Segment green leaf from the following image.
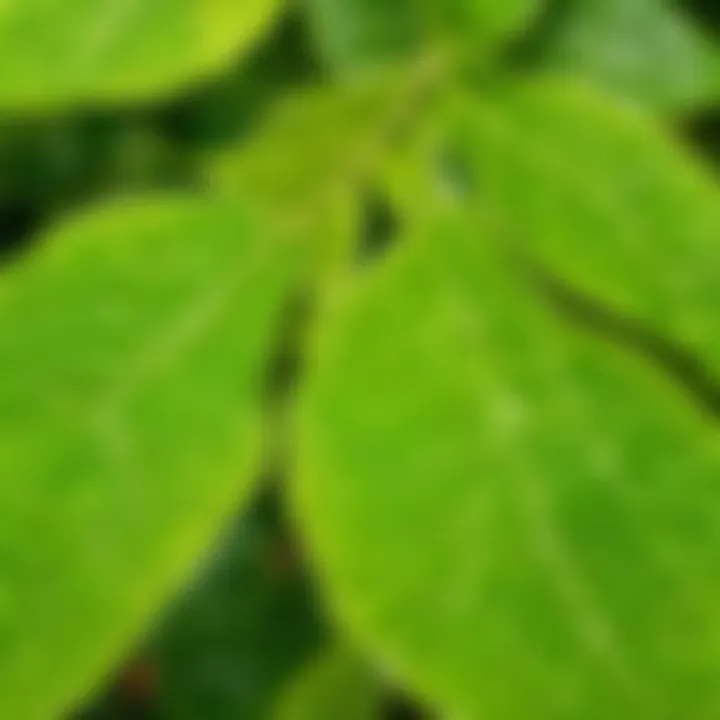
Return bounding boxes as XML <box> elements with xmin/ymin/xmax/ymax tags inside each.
<box><xmin>211</xmin><ymin>78</ymin><xmax>409</xmax><ymax>213</ymax></box>
<box><xmin>531</xmin><ymin>0</ymin><xmax>720</xmax><ymax>111</ymax></box>
<box><xmin>446</xmin><ymin>79</ymin><xmax>720</xmax><ymax>371</ymax></box>
<box><xmin>0</xmin><ymin>0</ymin><xmax>282</xmax><ymax>110</ymax></box>
<box><xmin>0</xmin><ymin>197</ymin><xmax>296</xmax><ymax>719</ymax></box>
<box><xmin>303</xmin><ymin>0</ymin><xmax>428</xmax><ymax>77</ymax></box>
<box><xmin>293</xmin><ymin>206</ymin><xmax>720</xmax><ymax>718</ymax></box>
<box><xmin>303</xmin><ymin>0</ymin><xmax>539</xmax><ymax>77</ymax></box>
<box><xmin>274</xmin><ymin>648</ymin><xmax>381</xmax><ymax>720</ymax></box>
<box><xmin>210</xmin><ymin>71</ymin><xmax>436</xmax><ymax>273</ymax></box>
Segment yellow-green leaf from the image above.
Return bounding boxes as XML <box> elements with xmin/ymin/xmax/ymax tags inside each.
<box><xmin>0</xmin><ymin>196</ymin><xmax>295</xmax><ymax>719</ymax></box>
<box><xmin>0</xmin><ymin>0</ymin><xmax>282</xmax><ymax>110</ymax></box>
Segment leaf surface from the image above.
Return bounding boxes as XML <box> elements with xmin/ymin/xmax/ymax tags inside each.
<box><xmin>531</xmin><ymin>0</ymin><xmax>720</xmax><ymax>111</ymax></box>
<box><xmin>0</xmin><ymin>196</ymin><xmax>295</xmax><ymax>719</ymax></box>
<box><xmin>211</xmin><ymin>72</ymin><xmax>436</xmax><ymax>273</ymax></box>
<box><xmin>447</xmin><ymin>79</ymin><xmax>720</xmax><ymax>373</ymax></box>
<box><xmin>303</xmin><ymin>0</ymin><xmax>539</xmax><ymax>77</ymax></box>
<box><xmin>0</xmin><ymin>0</ymin><xmax>281</xmax><ymax>109</ymax></box>
<box><xmin>293</xmin><ymin>201</ymin><xmax>720</xmax><ymax>717</ymax></box>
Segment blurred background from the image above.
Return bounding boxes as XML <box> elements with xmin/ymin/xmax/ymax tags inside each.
<box><xmin>0</xmin><ymin>1</ymin><xmax>718</xmax><ymax>718</ymax></box>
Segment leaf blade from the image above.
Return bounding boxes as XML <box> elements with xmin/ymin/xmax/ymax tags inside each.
<box><xmin>0</xmin><ymin>0</ymin><xmax>282</xmax><ymax>109</ymax></box>
<box><xmin>293</xmin><ymin>205</ymin><xmax>720</xmax><ymax>718</ymax></box>
<box><xmin>0</xmin><ymin>196</ymin><xmax>295</xmax><ymax>719</ymax></box>
<box><xmin>447</xmin><ymin>78</ymin><xmax>720</xmax><ymax>374</ymax></box>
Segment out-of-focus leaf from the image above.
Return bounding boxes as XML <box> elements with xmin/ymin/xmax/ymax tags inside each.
<box><xmin>532</xmin><ymin>0</ymin><xmax>720</xmax><ymax>111</ymax></box>
<box><xmin>156</xmin><ymin>8</ymin><xmax>323</xmax><ymax>150</ymax></box>
<box><xmin>446</xmin><ymin>79</ymin><xmax>720</xmax><ymax>371</ymax></box>
<box><xmin>0</xmin><ymin>197</ymin><xmax>296</xmax><ymax>720</ymax></box>
<box><xmin>210</xmin><ymin>71</ymin><xmax>437</xmax><ymax>272</ymax></box>
<box><xmin>303</xmin><ymin>0</ymin><xmax>427</xmax><ymax>78</ymax></box>
<box><xmin>293</xmin><ymin>203</ymin><xmax>720</xmax><ymax>718</ymax></box>
<box><xmin>0</xmin><ymin>0</ymin><xmax>282</xmax><ymax>110</ymax></box>
<box><xmin>211</xmin><ymin>70</ymin><xmax>437</xmax><ymax>213</ymax></box>
<box><xmin>303</xmin><ymin>0</ymin><xmax>539</xmax><ymax>78</ymax></box>
<box><xmin>150</xmin><ymin>493</ymin><xmax>324</xmax><ymax>720</ymax></box>
<box><xmin>274</xmin><ymin>648</ymin><xmax>381</xmax><ymax>720</ymax></box>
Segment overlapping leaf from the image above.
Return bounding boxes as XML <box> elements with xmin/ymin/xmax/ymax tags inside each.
<box><xmin>211</xmin><ymin>71</ymin><xmax>437</xmax><ymax>273</ymax></box>
<box><xmin>0</xmin><ymin>197</ymin><xmax>295</xmax><ymax>719</ymax></box>
<box><xmin>303</xmin><ymin>0</ymin><xmax>539</xmax><ymax>77</ymax></box>
<box><xmin>448</xmin><ymin>79</ymin><xmax>720</xmax><ymax>372</ymax></box>
<box><xmin>292</xmin><ymin>84</ymin><xmax>720</xmax><ymax>717</ymax></box>
<box><xmin>212</xmin><ymin>79</ymin><xmax>411</xmax><ymax>212</ymax></box>
<box><xmin>0</xmin><ymin>0</ymin><xmax>282</xmax><ymax>109</ymax></box>
<box><xmin>531</xmin><ymin>0</ymin><xmax>720</xmax><ymax>111</ymax></box>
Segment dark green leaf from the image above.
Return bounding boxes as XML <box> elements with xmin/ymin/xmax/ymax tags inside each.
<box><xmin>152</xmin><ymin>495</ymin><xmax>324</xmax><ymax>720</ymax></box>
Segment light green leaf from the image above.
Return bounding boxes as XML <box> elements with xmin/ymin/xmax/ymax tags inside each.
<box><xmin>0</xmin><ymin>197</ymin><xmax>296</xmax><ymax>719</ymax></box>
<box><xmin>447</xmin><ymin>78</ymin><xmax>720</xmax><ymax>371</ymax></box>
<box><xmin>531</xmin><ymin>0</ymin><xmax>720</xmax><ymax>110</ymax></box>
<box><xmin>0</xmin><ymin>0</ymin><xmax>282</xmax><ymax>110</ymax></box>
<box><xmin>293</xmin><ymin>207</ymin><xmax>720</xmax><ymax>718</ymax></box>
<box><xmin>274</xmin><ymin>648</ymin><xmax>382</xmax><ymax>720</ymax></box>
<box><xmin>303</xmin><ymin>0</ymin><xmax>539</xmax><ymax>78</ymax></box>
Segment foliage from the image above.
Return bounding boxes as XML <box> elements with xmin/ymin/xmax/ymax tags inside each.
<box><xmin>0</xmin><ymin>1</ymin><xmax>718</xmax><ymax>719</ymax></box>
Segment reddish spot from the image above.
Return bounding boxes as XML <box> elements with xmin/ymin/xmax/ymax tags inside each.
<box><xmin>118</xmin><ymin>660</ymin><xmax>158</xmax><ymax>703</ymax></box>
